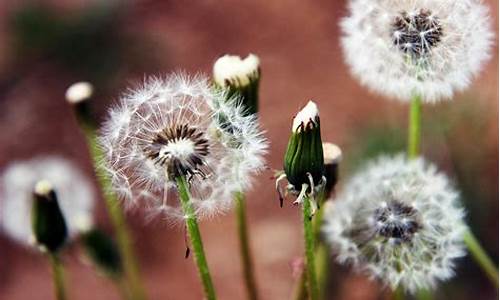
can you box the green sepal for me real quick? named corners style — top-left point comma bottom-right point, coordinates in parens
top-left (81, 228), bottom-right (123, 278)
top-left (31, 189), bottom-right (68, 253)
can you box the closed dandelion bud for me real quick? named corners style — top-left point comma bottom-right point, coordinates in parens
top-left (31, 180), bottom-right (68, 253)
top-left (65, 81), bottom-right (95, 129)
top-left (81, 228), bottom-right (123, 278)
top-left (213, 54), bottom-right (260, 115)
top-left (284, 101), bottom-right (325, 191)
top-left (323, 155), bottom-right (466, 293)
top-left (322, 142), bottom-right (342, 196)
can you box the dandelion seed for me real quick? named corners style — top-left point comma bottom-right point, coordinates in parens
top-left (341, 0), bottom-right (493, 102)
top-left (0, 157), bottom-right (95, 247)
top-left (322, 155), bottom-right (466, 292)
top-left (99, 73), bottom-right (267, 223)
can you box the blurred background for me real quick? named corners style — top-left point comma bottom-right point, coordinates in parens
top-left (0, 1), bottom-right (497, 299)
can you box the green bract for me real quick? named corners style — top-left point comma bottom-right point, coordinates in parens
top-left (284, 116), bottom-right (325, 191)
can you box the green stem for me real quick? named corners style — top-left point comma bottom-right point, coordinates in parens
top-left (84, 128), bottom-right (146, 300)
top-left (407, 95), bottom-right (422, 159)
top-left (416, 289), bottom-right (433, 300)
top-left (235, 192), bottom-right (259, 300)
top-left (292, 270), bottom-right (308, 300)
top-left (303, 197), bottom-right (319, 300)
top-left (463, 228), bottom-right (499, 288)
top-left (49, 254), bottom-right (67, 300)
top-left (176, 176), bottom-right (217, 300)
top-left (393, 286), bottom-right (405, 300)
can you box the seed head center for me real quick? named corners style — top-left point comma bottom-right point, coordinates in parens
top-left (374, 200), bottom-right (421, 243)
top-left (144, 123), bottom-right (210, 179)
top-left (392, 9), bottom-right (443, 58)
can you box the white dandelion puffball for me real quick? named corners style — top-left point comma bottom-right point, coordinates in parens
top-left (0, 157), bottom-right (95, 247)
top-left (99, 74), bottom-right (267, 223)
top-left (323, 155), bottom-right (466, 292)
top-left (341, 0), bottom-right (493, 102)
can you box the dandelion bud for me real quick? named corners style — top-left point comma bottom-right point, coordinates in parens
top-left (284, 101), bottom-right (325, 191)
top-left (323, 155), bottom-right (466, 293)
top-left (31, 180), bottom-right (68, 253)
top-left (213, 54), bottom-right (261, 115)
top-left (81, 228), bottom-right (123, 278)
top-left (65, 81), bottom-right (95, 129)
top-left (322, 142), bottom-right (342, 196)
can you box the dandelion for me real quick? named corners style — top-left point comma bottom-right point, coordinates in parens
top-left (99, 73), bottom-right (266, 299)
top-left (322, 142), bottom-right (342, 196)
top-left (0, 156), bottom-right (94, 248)
top-left (213, 53), bottom-right (264, 300)
top-left (323, 155), bottom-right (466, 293)
top-left (276, 101), bottom-right (327, 300)
top-left (99, 73), bottom-right (266, 221)
top-left (341, 0), bottom-right (493, 103)
top-left (213, 54), bottom-right (261, 115)
top-left (276, 101), bottom-right (326, 212)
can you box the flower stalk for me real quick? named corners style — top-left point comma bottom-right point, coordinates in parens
top-left (463, 228), bottom-right (499, 288)
top-left (50, 253), bottom-right (67, 300)
top-left (303, 195), bottom-right (319, 300)
top-left (235, 192), bottom-right (259, 300)
top-left (176, 176), bottom-right (217, 300)
top-left (66, 83), bottom-right (146, 300)
top-left (407, 94), bottom-right (422, 159)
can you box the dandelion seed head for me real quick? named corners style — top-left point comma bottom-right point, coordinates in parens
top-left (323, 154), bottom-right (466, 292)
top-left (99, 73), bottom-right (267, 223)
top-left (0, 157), bottom-right (95, 247)
top-left (341, 0), bottom-right (493, 102)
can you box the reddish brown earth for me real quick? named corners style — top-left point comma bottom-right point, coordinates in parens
top-left (0, 1), bottom-right (497, 299)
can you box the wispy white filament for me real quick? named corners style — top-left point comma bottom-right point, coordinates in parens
top-left (323, 155), bottom-right (466, 292)
top-left (341, 0), bottom-right (493, 102)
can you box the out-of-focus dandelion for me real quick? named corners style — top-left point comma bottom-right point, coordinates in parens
top-left (0, 156), bottom-right (94, 248)
top-left (99, 73), bottom-right (266, 222)
top-left (100, 73), bottom-right (266, 300)
top-left (341, 0), bottom-right (493, 103)
top-left (66, 81), bottom-right (147, 300)
top-left (213, 53), bottom-right (265, 300)
top-left (213, 54), bottom-right (261, 115)
top-left (323, 155), bottom-right (466, 293)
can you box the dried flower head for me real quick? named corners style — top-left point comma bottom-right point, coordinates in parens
top-left (0, 157), bottom-right (95, 247)
top-left (213, 54), bottom-right (261, 115)
top-left (99, 74), bottom-right (267, 223)
top-left (341, 0), bottom-right (493, 102)
top-left (322, 155), bottom-right (466, 292)
top-left (276, 101), bottom-right (326, 213)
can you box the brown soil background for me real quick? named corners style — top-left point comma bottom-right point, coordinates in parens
top-left (0, 1), bottom-right (497, 299)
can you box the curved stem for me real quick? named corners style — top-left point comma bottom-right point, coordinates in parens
top-left (303, 197), bottom-right (319, 300)
top-left (176, 176), bottom-right (217, 300)
top-left (84, 128), bottom-right (146, 300)
top-left (235, 192), bottom-right (259, 300)
top-left (407, 95), bottom-right (422, 159)
top-left (463, 228), bottom-right (499, 288)
top-left (50, 254), bottom-right (67, 300)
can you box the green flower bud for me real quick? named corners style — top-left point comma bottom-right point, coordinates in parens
top-left (213, 54), bottom-right (261, 115)
top-left (31, 180), bottom-right (68, 253)
top-left (65, 81), bottom-right (95, 130)
top-left (322, 142), bottom-right (342, 196)
top-left (81, 228), bottom-right (123, 278)
top-left (284, 101), bottom-right (325, 191)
